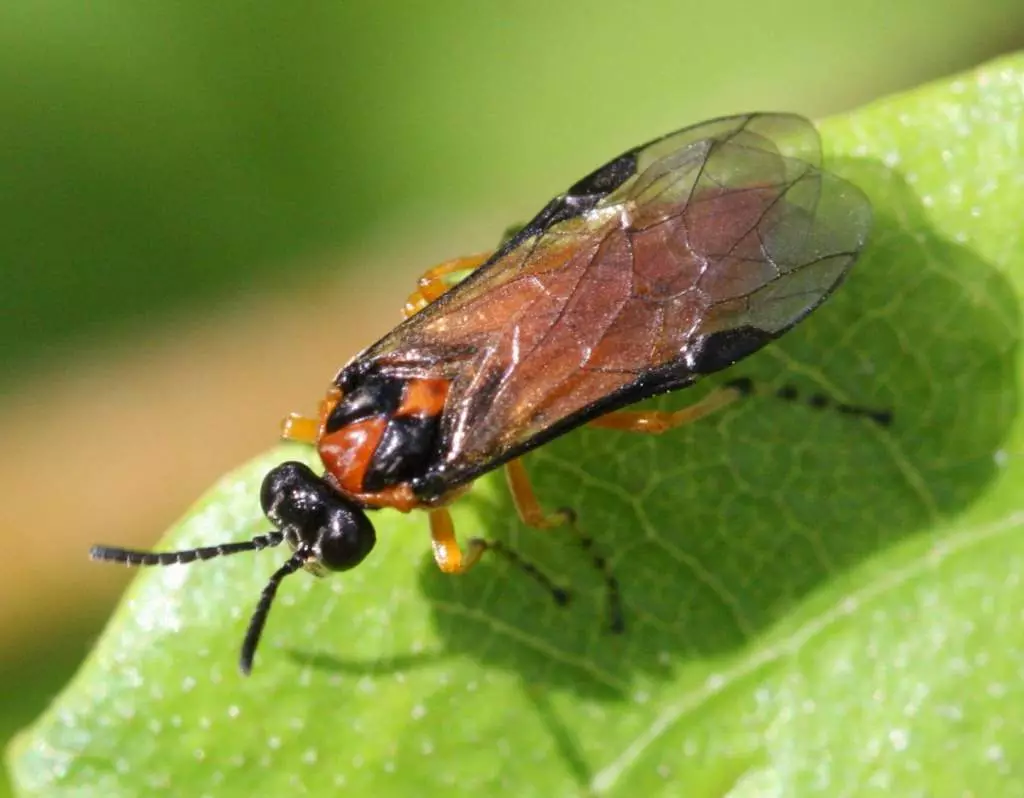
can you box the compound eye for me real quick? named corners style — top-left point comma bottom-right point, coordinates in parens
top-left (260, 461), bottom-right (323, 525)
top-left (318, 502), bottom-right (376, 571)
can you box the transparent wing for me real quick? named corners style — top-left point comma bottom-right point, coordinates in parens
top-left (357, 113), bottom-right (871, 480)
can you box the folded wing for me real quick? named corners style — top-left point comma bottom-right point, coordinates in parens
top-left (360, 113), bottom-right (871, 479)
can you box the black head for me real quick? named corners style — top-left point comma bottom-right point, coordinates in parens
top-left (260, 461), bottom-right (376, 573)
top-left (89, 460), bottom-right (376, 675)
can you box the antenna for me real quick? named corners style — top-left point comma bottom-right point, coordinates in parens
top-left (239, 551), bottom-right (306, 675)
top-left (89, 531), bottom-right (286, 566)
top-left (90, 530), bottom-right (300, 676)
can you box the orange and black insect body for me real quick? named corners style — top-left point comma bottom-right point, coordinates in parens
top-left (315, 373), bottom-right (454, 510)
top-left (91, 113), bottom-right (888, 675)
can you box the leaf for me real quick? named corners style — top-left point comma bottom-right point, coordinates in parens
top-left (9, 54), bottom-right (1024, 797)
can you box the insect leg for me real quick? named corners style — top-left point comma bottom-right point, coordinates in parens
top-left (280, 413), bottom-right (319, 444)
top-left (403, 252), bottom-right (493, 318)
top-left (765, 381), bottom-right (893, 426)
top-left (429, 507), bottom-right (569, 604)
top-left (504, 459), bottom-right (574, 528)
top-left (280, 389), bottom-right (343, 444)
top-left (588, 382), bottom-right (748, 433)
top-left (504, 459), bottom-right (624, 632)
top-left (429, 507), bottom-right (485, 573)
top-left (591, 378), bottom-right (892, 433)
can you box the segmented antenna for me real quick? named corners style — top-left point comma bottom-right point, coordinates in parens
top-left (89, 531), bottom-right (286, 567)
top-left (91, 531), bottom-right (303, 676)
top-left (239, 552), bottom-right (305, 676)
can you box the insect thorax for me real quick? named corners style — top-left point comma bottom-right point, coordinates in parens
top-left (316, 369), bottom-right (451, 500)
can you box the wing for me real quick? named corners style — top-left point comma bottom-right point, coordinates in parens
top-left (356, 113), bottom-right (872, 484)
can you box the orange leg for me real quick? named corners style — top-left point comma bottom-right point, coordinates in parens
top-left (591, 377), bottom-right (893, 432)
top-left (504, 458), bottom-right (573, 529)
top-left (280, 413), bottom-right (319, 444)
top-left (429, 507), bottom-right (486, 574)
top-left (280, 388), bottom-right (342, 445)
top-left (504, 458), bottom-right (624, 631)
top-left (403, 252), bottom-right (492, 318)
top-left (429, 507), bottom-right (568, 603)
top-left (588, 384), bottom-right (745, 434)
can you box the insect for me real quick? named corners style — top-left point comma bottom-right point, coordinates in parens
top-left (92, 112), bottom-right (884, 675)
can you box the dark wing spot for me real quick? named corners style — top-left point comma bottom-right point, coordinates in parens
top-left (567, 152), bottom-right (639, 197)
top-left (691, 327), bottom-right (776, 375)
top-left (498, 153), bottom-right (640, 257)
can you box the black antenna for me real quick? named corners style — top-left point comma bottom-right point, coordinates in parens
top-left (240, 551), bottom-right (306, 676)
top-left (89, 531), bottom-right (286, 566)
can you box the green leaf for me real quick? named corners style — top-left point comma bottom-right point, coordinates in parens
top-left (9, 54), bottom-right (1024, 797)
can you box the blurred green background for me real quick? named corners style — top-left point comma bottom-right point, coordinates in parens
top-left (2, 2), bottom-right (1022, 795)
